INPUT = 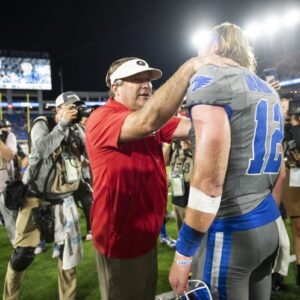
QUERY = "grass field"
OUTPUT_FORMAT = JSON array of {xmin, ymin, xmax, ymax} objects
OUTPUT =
[{"xmin": 1, "ymin": 203, "xmax": 300, "ymax": 299}]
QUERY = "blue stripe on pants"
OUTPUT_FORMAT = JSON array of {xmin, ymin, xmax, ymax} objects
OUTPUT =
[
  {"xmin": 203, "ymin": 231, "xmax": 216, "ymax": 290},
  {"xmin": 218, "ymin": 231, "xmax": 231, "ymax": 300},
  {"xmin": 200, "ymin": 194, "xmax": 279, "ymax": 299}
]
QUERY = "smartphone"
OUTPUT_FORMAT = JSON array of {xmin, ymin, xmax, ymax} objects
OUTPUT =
[{"xmin": 263, "ymin": 68, "xmax": 278, "ymax": 82}]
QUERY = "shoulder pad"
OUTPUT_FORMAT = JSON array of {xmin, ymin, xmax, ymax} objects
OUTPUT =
[{"xmin": 186, "ymin": 65, "xmax": 233, "ymax": 108}]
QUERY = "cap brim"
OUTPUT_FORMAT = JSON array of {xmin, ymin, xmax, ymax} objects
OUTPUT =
[
  {"xmin": 66, "ymin": 99, "xmax": 84, "ymax": 105},
  {"xmin": 122, "ymin": 68, "xmax": 162, "ymax": 81},
  {"xmin": 56, "ymin": 99, "xmax": 84, "ymax": 107},
  {"xmin": 109, "ymin": 58, "xmax": 163, "ymax": 86},
  {"xmin": 143, "ymin": 68, "xmax": 162, "ymax": 80}
]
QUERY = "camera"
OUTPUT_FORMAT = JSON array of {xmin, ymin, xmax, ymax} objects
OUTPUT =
[
  {"xmin": 173, "ymin": 139, "xmax": 181, "ymax": 150},
  {"xmin": 31, "ymin": 204, "xmax": 55, "ymax": 243},
  {"xmin": 0, "ymin": 119, "xmax": 11, "ymax": 129},
  {"xmin": 73, "ymin": 104, "xmax": 94, "ymax": 124},
  {"xmin": 0, "ymin": 120, "xmax": 10, "ymax": 142}
]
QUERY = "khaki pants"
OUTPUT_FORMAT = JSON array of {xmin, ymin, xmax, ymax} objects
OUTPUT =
[
  {"xmin": 14, "ymin": 196, "xmax": 41, "ymax": 248},
  {"xmin": 3, "ymin": 196, "xmax": 77, "ymax": 300},
  {"xmin": 57, "ymin": 259, "xmax": 77, "ymax": 300},
  {"xmin": 95, "ymin": 247, "xmax": 157, "ymax": 300}
]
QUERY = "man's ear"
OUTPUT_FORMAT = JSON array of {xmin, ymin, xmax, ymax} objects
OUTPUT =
[{"xmin": 111, "ymin": 84, "xmax": 119, "ymax": 96}]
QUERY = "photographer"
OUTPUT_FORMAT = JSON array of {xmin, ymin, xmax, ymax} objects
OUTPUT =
[
  {"xmin": 0, "ymin": 119, "xmax": 18, "ymax": 243},
  {"xmin": 168, "ymin": 139, "xmax": 193, "ymax": 231},
  {"xmin": 3, "ymin": 92, "xmax": 86, "ymax": 300},
  {"xmin": 73, "ymin": 116, "xmax": 93, "ymax": 241},
  {"xmin": 282, "ymin": 103, "xmax": 300, "ymax": 286}
]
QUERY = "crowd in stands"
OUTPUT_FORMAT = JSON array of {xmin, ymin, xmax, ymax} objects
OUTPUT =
[{"xmin": 259, "ymin": 51, "xmax": 300, "ymax": 81}]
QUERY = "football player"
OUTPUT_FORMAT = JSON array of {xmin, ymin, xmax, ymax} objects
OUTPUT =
[{"xmin": 169, "ymin": 22, "xmax": 286, "ymax": 300}]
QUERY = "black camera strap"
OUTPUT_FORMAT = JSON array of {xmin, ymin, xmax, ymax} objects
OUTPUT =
[
  {"xmin": 28, "ymin": 116, "xmax": 56, "ymax": 153},
  {"xmin": 27, "ymin": 116, "xmax": 56, "ymax": 197},
  {"xmin": 27, "ymin": 159, "xmax": 44, "ymax": 196}
]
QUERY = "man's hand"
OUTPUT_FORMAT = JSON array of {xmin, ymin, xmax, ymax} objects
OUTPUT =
[
  {"xmin": 267, "ymin": 79, "xmax": 281, "ymax": 91},
  {"xmin": 61, "ymin": 104, "xmax": 78, "ymax": 125},
  {"xmin": 169, "ymin": 260, "xmax": 191, "ymax": 295},
  {"xmin": 188, "ymin": 54, "xmax": 239, "ymax": 73}
]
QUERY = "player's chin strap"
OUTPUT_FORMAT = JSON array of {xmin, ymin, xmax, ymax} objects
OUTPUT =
[{"xmin": 175, "ymin": 280, "xmax": 213, "ymax": 300}]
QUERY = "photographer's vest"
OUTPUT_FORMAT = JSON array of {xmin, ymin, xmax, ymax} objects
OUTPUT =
[
  {"xmin": 169, "ymin": 142, "xmax": 193, "ymax": 202},
  {"xmin": 29, "ymin": 116, "xmax": 82, "ymax": 199},
  {"xmin": 170, "ymin": 145, "xmax": 193, "ymax": 183}
]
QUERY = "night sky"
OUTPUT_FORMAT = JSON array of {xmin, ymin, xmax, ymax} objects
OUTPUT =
[{"xmin": 1, "ymin": 0, "xmax": 299, "ymax": 98}]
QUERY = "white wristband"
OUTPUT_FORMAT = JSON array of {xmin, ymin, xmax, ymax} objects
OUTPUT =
[
  {"xmin": 174, "ymin": 258, "xmax": 193, "ymax": 265},
  {"xmin": 187, "ymin": 186, "xmax": 221, "ymax": 214}
]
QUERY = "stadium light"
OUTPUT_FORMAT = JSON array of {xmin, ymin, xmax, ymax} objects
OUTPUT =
[
  {"xmin": 279, "ymin": 77, "xmax": 300, "ymax": 87},
  {"xmin": 244, "ymin": 22, "xmax": 262, "ymax": 40},
  {"xmin": 243, "ymin": 7, "xmax": 300, "ymax": 40},
  {"xmin": 281, "ymin": 9, "xmax": 300, "ymax": 27},
  {"xmin": 0, "ymin": 102, "xmax": 39, "ymax": 108},
  {"xmin": 192, "ymin": 7, "xmax": 300, "ymax": 47},
  {"xmin": 191, "ymin": 29, "xmax": 211, "ymax": 49},
  {"xmin": 45, "ymin": 101, "xmax": 106, "ymax": 108},
  {"xmin": 263, "ymin": 16, "xmax": 280, "ymax": 35}
]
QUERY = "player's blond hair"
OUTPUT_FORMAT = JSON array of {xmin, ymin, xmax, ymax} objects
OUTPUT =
[{"xmin": 213, "ymin": 22, "xmax": 257, "ymax": 72}]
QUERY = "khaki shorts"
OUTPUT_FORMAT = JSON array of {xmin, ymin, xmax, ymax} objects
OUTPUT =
[
  {"xmin": 13, "ymin": 196, "xmax": 42, "ymax": 248},
  {"xmin": 282, "ymin": 168, "xmax": 300, "ymax": 217}
]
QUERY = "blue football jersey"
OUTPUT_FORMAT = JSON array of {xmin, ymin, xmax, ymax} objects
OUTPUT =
[{"xmin": 186, "ymin": 65, "xmax": 283, "ymax": 217}]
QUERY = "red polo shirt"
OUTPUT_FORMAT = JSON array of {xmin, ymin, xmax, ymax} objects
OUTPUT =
[{"xmin": 86, "ymin": 98, "xmax": 180, "ymax": 259}]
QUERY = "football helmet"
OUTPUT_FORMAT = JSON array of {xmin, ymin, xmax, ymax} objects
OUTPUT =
[{"xmin": 178, "ymin": 280, "xmax": 213, "ymax": 300}]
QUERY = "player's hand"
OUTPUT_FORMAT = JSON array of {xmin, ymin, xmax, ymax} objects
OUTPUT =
[
  {"xmin": 169, "ymin": 259, "xmax": 191, "ymax": 295},
  {"xmin": 188, "ymin": 54, "xmax": 239, "ymax": 73},
  {"xmin": 61, "ymin": 104, "xmax": 78, "ymax": 125}
]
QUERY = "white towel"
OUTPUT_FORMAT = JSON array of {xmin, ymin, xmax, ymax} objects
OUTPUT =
[
  {"xmin": 53, "ymin": 195, "xmax": 83, "ymax": 270},
  {"xmin": 273, "ymin": 216, "xmax": 290, "ymax": 276},
  {"xmin": 0, "ymin": 193, "xmax": 17, "ymax": 244}
]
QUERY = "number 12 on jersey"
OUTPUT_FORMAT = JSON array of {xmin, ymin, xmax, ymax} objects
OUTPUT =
[{"xmin": 247, "ymin": 99, "xmax": 284, "ymax": 175}]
